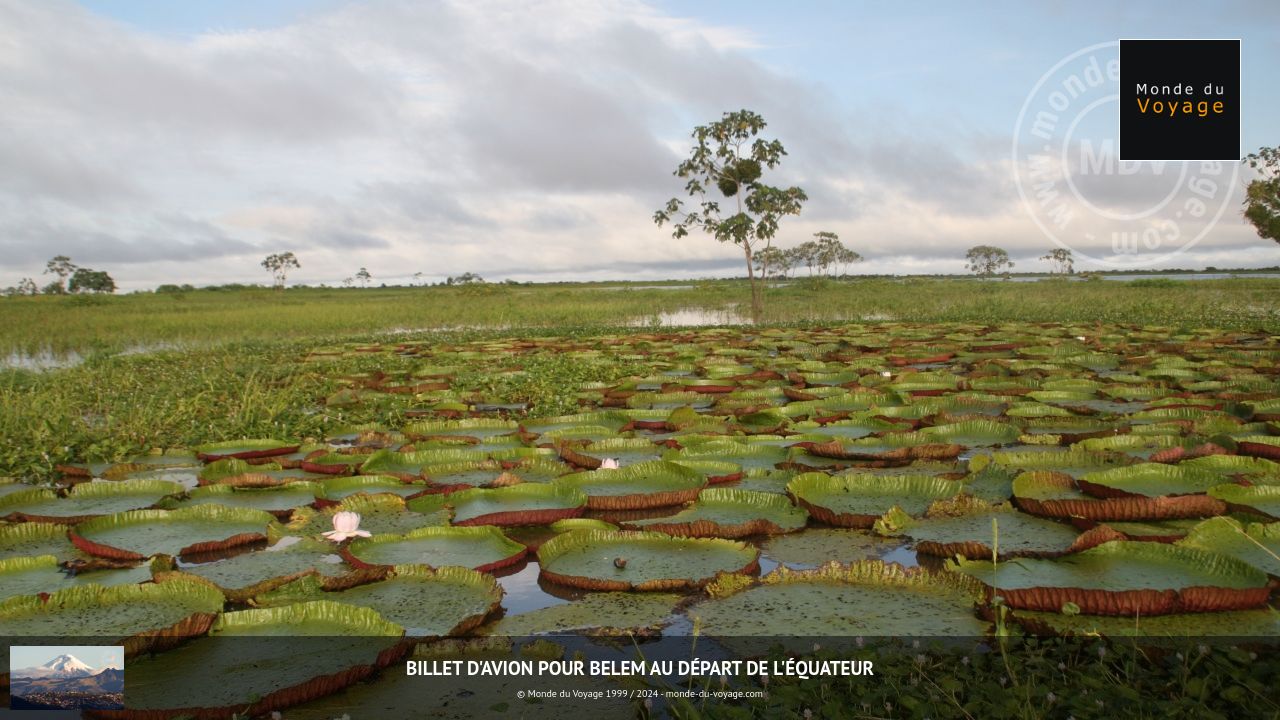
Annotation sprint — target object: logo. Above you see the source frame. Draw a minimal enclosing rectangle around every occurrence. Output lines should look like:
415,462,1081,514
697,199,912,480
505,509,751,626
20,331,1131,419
1012,41,1239,267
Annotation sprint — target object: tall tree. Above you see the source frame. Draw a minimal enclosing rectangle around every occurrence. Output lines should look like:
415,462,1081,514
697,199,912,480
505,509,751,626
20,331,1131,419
965,245,1014,277
654,109,807,322
355,267,372,288
261,252,300,290
1040,248,1074,274
43,255,77,295
752,246,787,279
1243,147,1280,244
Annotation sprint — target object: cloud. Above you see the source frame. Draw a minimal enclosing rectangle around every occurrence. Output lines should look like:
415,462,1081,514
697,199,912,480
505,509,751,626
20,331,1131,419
0,0,1273,291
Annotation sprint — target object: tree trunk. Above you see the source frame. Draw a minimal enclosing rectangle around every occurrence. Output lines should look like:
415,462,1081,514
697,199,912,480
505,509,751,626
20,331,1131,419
743,244,762,323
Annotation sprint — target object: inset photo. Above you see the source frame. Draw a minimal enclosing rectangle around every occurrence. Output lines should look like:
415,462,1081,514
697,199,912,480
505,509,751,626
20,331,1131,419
8,646,124,711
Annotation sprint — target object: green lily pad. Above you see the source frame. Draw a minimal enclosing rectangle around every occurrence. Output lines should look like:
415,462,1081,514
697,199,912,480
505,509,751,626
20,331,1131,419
345,526,526,573
882,503,1083,559
0,555,152,602
255,565,501,637
0,480,184,521
950,540,1271,615
194,439,300,461
620,488,808,537
322,474,429,500
537,530,759,591
1177,517,1280,576
688,561,987,638
290,494,450,537
487,592,683,636
408,483,587,526
553,460,707,510
1209,484,1280,519
786,472,962,528
761,529,901,569
1013,605,1280,638
0,522,76,562
119,601,404,713
0,575,224,637
1079,463,1223,497
918,420,1021,446
173,481,324,514
72,505,279,560
169,537,349,600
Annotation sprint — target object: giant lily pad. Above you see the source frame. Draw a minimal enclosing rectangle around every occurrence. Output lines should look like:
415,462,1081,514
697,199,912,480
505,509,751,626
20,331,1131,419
161,537,349,601
917,420,1020,446
0,522,75,562
688,560,987,638
949,540,1272,615
290,494,450,537
194,439,301,461
1013,470,1226,521
761,529,900,569
877,501,1090,559
170,481,324,517
1013,606,1280,639
0,555,151,602
343,526,526,573
0,576,224,647
1078,463,1223,498
537,530,759,591
322,474,429,500
487,592,683,636
1177,516,1280,576
117,601,405,716
0,479,184,523
70,505,279,561
620,488,808,538
408,483,587,526
553,460,707,510
254,565,501,637
786,472,961,528
1209,483,1280,519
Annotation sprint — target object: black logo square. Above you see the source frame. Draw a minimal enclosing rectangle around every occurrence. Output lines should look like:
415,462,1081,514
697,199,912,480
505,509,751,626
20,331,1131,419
1119,39,1240,161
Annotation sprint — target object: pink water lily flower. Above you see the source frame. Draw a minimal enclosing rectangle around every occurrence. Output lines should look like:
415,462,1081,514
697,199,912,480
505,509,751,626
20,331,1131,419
322,511,372,542
601,458,620,469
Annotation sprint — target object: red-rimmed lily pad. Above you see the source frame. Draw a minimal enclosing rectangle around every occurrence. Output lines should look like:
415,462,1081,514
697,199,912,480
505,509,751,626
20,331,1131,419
322,475,429,500
1013,470,1226,521
875,501,1093,559
170,481,325,518
0,522,75,562
194,439,301,462
619,488,808,538
1209,483,1280,519
107,601,406,718
407,483,587,527
949,540,1272,615
688,560,987,639
0,479,184,523
343,526,526,573
1077,463,1223,498
253,564,501,637
537,529,759,591
1176,516,1280,577
553,460,707,510
157,536,349,602
0,576,224,649
70,505,280,561
786,472,962,528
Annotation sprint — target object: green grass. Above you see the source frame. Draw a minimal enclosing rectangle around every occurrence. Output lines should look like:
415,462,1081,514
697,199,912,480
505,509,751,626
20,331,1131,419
2,277,1278,358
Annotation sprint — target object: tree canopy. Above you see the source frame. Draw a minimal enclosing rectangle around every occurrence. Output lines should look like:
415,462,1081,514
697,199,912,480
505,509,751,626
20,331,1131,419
1243,147,1280,244
965,245,1014,277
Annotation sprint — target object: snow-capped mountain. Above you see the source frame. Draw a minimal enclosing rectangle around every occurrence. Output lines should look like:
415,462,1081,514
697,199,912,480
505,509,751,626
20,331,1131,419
11,654,97,679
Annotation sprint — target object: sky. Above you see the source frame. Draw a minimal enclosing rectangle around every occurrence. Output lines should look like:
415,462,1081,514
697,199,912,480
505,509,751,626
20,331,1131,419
10,645,123,671
1,0,1278,291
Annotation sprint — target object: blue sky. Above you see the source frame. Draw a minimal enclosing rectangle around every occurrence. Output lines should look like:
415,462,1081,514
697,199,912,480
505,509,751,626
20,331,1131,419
10,645,123,671
1,1,1277,290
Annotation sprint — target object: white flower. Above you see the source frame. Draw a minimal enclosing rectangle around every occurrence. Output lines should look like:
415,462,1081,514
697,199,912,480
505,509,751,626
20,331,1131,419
601,458,620,469
880,370,892,377
1076,336,1086,341
270,713,282,720
322,511,372,542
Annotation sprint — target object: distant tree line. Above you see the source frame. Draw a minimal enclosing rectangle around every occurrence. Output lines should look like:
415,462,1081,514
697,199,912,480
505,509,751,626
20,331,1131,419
2,255,116,297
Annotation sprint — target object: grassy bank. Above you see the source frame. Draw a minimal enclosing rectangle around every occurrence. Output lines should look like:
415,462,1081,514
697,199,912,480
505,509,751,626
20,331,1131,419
1,277,1278,358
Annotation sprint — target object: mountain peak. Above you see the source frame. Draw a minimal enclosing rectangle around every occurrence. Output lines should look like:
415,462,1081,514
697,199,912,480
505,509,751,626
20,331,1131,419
42,654,92,673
